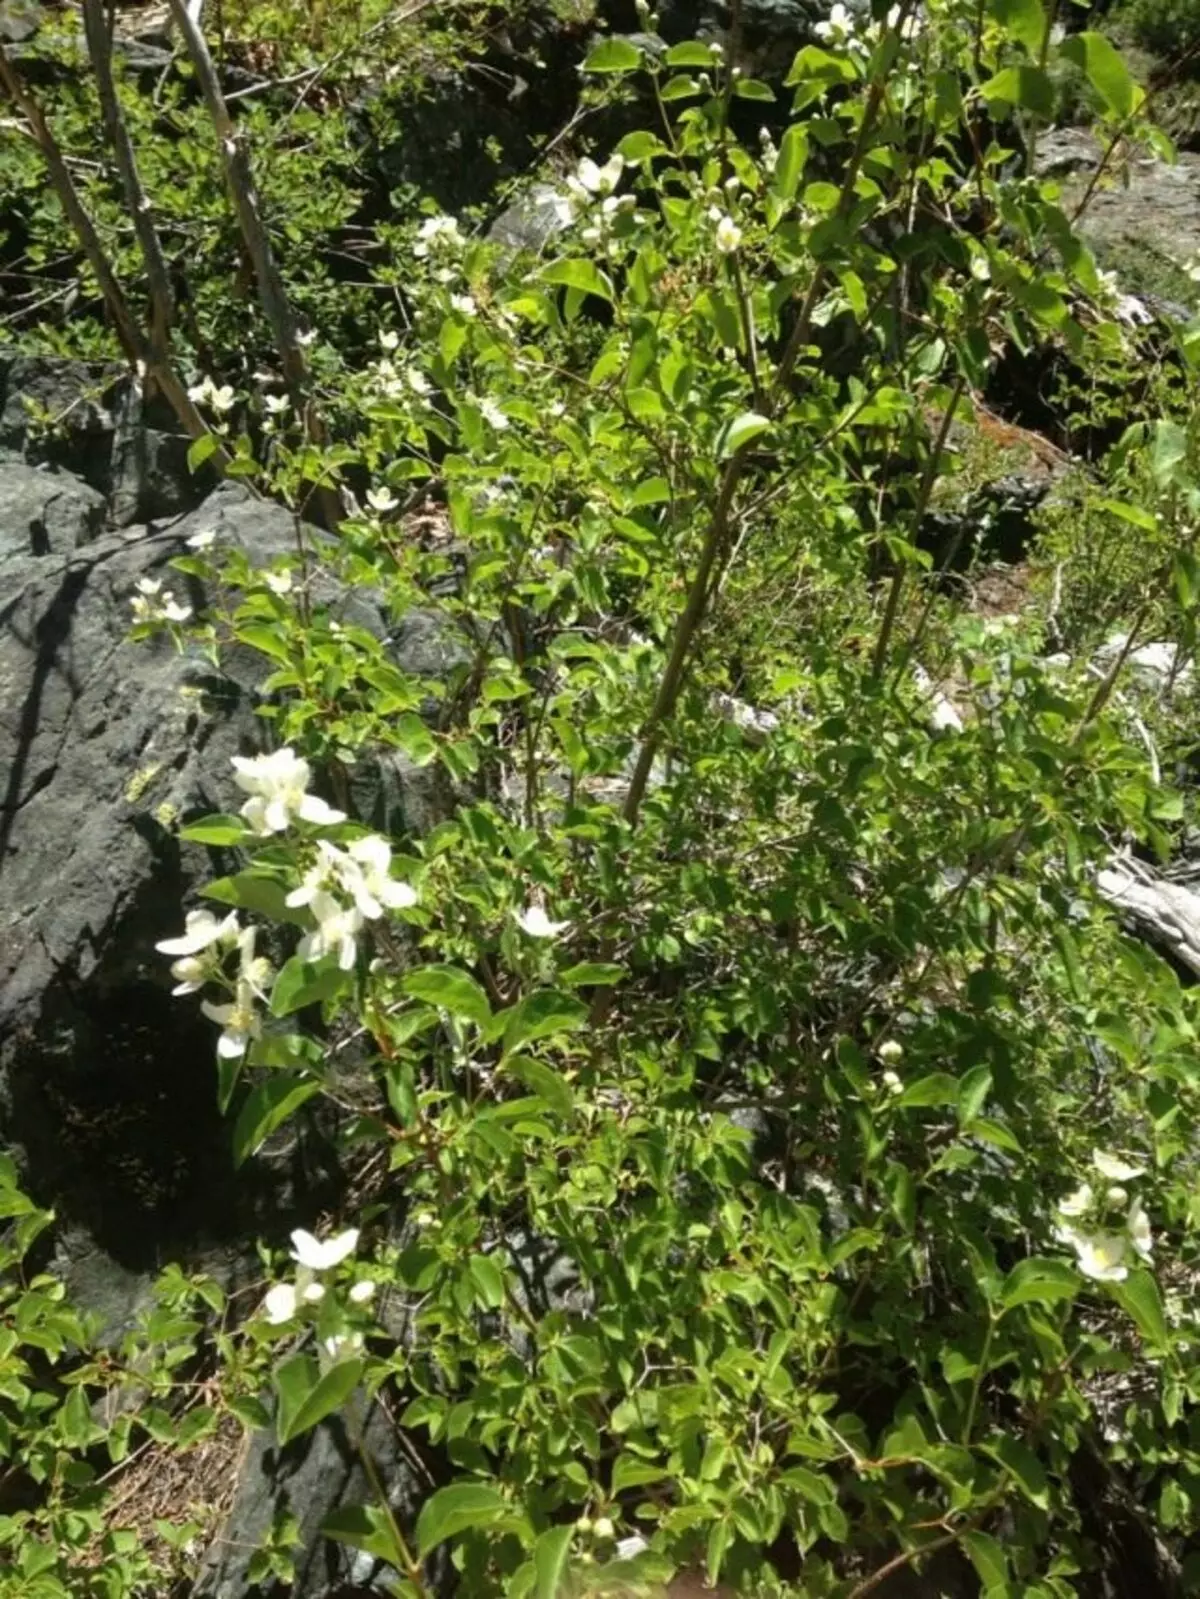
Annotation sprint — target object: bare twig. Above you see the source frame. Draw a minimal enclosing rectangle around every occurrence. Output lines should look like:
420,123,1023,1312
0,40,230,470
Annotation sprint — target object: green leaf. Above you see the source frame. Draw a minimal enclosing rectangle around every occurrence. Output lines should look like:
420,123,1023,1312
612,1455,668,1493
179,814,249,845
541,259,615,305
393,713,438,766
989,0,1047,55
772,125,809,206
402,965,492,1028
734,77,776,102
187,432,218,473
617,130,670,163
582,37,642,73
468,1253,506,1310
664,40,716,66
275,1353,364,1446
1000,1257,1079,1312
984,1434,1049,1507
1096,498,1157,532
270,955,348,1017
1109,1268,1169,1348
979,64,1056,117
503,989,588,1054
559,962,626,987
533,1525,574,1599
716,411,772,459
963,1529,1009,1589
204,871,308,925
507,1056,575,1117
323,1504,408,1567
232,1074,321,1167
706,1516,732,1585
958,1065,992,1125
1150,419,1189,486
1058,31,1140,119
897,1072,960,1108
415,1482,525,1556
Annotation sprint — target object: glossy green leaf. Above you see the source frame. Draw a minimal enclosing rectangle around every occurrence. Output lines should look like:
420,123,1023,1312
1000,1257,1079,1311
233,1074,321,1166
503,989,588,1054
1058,31,1140,119
582,37,642,73
534,1524,574,1599
1110,1268,1169,1348
542,259,615,305
270,955,347,1017
276,1352,364,1445
716,411,772,459
402,965,492,1028
415,1482,525,1556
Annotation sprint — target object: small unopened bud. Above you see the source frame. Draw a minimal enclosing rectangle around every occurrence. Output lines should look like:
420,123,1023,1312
593,1517,615,1541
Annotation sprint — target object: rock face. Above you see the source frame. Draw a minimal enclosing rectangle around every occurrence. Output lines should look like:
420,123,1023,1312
0,348,212,525
0,463,472,1597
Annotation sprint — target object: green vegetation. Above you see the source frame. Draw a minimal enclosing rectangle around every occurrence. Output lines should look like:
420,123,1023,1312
4,1,1200,1595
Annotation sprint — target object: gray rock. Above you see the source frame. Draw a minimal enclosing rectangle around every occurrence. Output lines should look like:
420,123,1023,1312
488,182,574,254
0,453,106,558
0,348,213,525
194,1392,447,1599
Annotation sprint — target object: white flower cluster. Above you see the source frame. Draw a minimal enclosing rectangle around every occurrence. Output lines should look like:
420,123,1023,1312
814,2,923,47
563,153,636,247
157,910,273,1059
287,835,417,970
187,375,236,413
157,750,418,1056
413,213,463,259
1055,1149,1154,1283
130,575,192,626
261,1227,376,1364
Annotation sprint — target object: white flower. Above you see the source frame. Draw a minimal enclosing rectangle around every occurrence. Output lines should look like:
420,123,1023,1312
449,292,477,317
297,888,365,971
263,1282,299,1324
513,904,570,939
1128,1200,1154,1263
288,837,417,933
290,1228,359,1270
406,367,432,396
881,1070,903,1095
349,1279,376,1304
1060,1226,1130,1283
187,527,217,551
302,1280,326,1304
479,397,509,431
1058,1182,1093,1219
156,908,240,958
814,3,853,42
414,214,463,257
878,1039,903,1063
208,384,235,413
615,1535,650,1560
593,1517,615,1541
167,955,209,995
199,926,272,1059
1092,1150,1145,1182
714,214,742,254
232,747,347,835
295,327,317,347
263,393,290,416
262,569,294,597
379,329,400,352
131,575,192,626
322,1331,365,1362
575,153,624,197
367,486,399,513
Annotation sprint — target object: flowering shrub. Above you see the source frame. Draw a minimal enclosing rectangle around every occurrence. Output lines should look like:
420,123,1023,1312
6,1,1200,1595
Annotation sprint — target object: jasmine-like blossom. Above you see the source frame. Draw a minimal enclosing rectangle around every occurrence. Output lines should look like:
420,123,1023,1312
449,293,477,317
413,214,463,257
200,925,273,1059
263,393,290,415
406,366,432,396
1059,1227,1130,1283
262,569,294,597
814,3,853,42
881,1070,903,1095
877,1039,903,1063
297,889,365,971
1128,1200,1154,1262
188,376,236,413
714,214,743,254
322,1331,365,1363
367,485,399,513
157,907,241,995
131,576,193,626
349,1279,376,1304
479,397,510,431
565,152,625,219
231,747,347,835
379,329,400,351
1058,1182,1093,1218
291,1227,359,1270
1092,1149,1145,1182
513,904,570,939
186,527,217,551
